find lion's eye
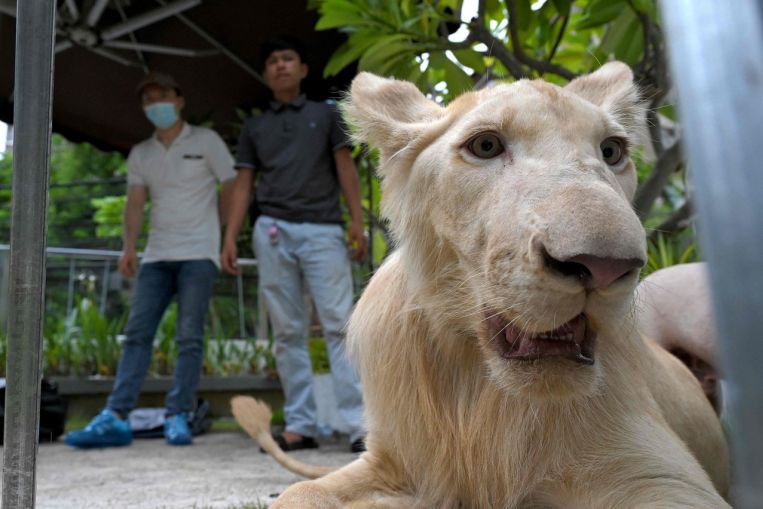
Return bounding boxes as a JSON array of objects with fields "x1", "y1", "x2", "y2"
[
  {"x1": 467, "y1": 133, "x2": 504, "y2": 159},
  {"x1": 600, "y1": 137, "x2": 626, "y2": 166}
]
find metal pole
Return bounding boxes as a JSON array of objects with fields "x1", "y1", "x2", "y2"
[
  {"x1": 257, "y1": 284, "x2": 268, "y2": 340},
  {"x1": 66, "y1": 257, "x2": 76, "y2": 316},
  {"x1": 659, "y1": 1, "x2": 763, "y2": 505},
  {"x1": 236, "y1": 272, "x2": 246, "y2": 338},
  {"x1": 99, "y1": 259, "x2": 110, "y2": 315},
  {"x1": 2, "y1": 1, "x2": 56, "y2": 508}
]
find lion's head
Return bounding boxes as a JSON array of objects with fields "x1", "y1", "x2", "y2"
[{"x1": 347, "y1": 62, "x2": 647, "y2": 399}]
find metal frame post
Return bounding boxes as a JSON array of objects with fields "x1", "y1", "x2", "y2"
[
  {"x1": 236, "y1": 271, "x2": 247, "y2": 338},
  {"x1": 2, "y1": 1, "x2": 56, "y2": 508},
  {"x1": 659, "y1": 1, "x2": 763, "y2": 505}
]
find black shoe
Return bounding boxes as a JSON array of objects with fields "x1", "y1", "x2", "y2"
[
  {"x1": 350, "y1": 437, "x2": 366, "y2": 453},
  {"x1": 260, "y1": 433, "x2": 319, "y2": 453}
]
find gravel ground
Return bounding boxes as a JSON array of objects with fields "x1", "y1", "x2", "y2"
[{"x1": 2, "y1": 431, "x2": 357, "y2": 509}]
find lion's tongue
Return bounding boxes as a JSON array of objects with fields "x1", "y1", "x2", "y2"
[{"x1": 506, "y1": 315, "x2": 588, "y2": 361}]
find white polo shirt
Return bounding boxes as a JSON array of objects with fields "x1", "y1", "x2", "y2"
[{"x1": 126, "y1": 123, "x2": 236, "y2": 267}]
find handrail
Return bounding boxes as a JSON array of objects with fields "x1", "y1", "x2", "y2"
[
  {"x1": 0, "y1": 244, "x2": 265, "y2": 339},
  {"x1": 0, "y1": 243, "x2": 258, "y2": 266}
]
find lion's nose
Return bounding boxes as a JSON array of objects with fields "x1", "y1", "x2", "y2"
[{"x1": 544, "y1": 252, "x2": 645, "y2": 290}]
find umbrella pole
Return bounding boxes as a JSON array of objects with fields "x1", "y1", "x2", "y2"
[
  {"x1": 2, "y1": 1, "x2": 56, "y2": 508},
  {"x1": 660, "y1": 1, "x2": 763, "y2": 504}
]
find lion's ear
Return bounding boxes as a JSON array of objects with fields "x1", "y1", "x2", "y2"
[
  {"x1": 565, "y1": 62, "x2": 643, "y2": 138},
  {"x1": 344, "y1": 72, "x2": 444, "y2": 154}
]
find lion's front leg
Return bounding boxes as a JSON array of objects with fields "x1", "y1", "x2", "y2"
[{"x1": 272, "y1": 455, "x2": 414, "y2": 509}]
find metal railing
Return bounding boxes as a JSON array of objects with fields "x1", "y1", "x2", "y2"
[{"x1": 0, "y1": 244, "x2": 268, "y2": 341}]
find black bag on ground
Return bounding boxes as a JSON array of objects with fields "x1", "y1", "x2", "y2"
[{"x1": 0, "y1": 378, "x2": 69, "y2": 444}]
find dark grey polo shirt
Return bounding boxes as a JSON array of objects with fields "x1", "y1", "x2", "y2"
[{"x1": 235, "y1": 95, "x2": 352, "y2": 224}]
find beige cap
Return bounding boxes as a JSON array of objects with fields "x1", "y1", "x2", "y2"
[{"x1": 135, "y1": 71, "x2": 181, "y2": 96}]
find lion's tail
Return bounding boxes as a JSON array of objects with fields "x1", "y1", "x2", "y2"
[{"x1": 230, "y1": 395, "x2": 337, "y2": 479}]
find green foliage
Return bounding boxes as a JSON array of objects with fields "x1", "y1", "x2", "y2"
[
  {"x1": 308, "y1": 337, "x2": 331, "y2": 374},
  {"x1": 315, "y1": 0, "x2": 660, "y2": 100},
  {"x1": 314, "y1": 0, "x2": 700, "y2": 264},
  {"x1": 152, "y1": 303, "x2": 178, "y2": 376},
  {"x1": 349, "y1": 145, "x2": 390, "y2": 270},
  {"x1": 0, "y1": 152, "x2": 12, "y2": 239},
  {"x1": 0, "y1": 296, "x2": 280, "y2": 379},
  {"x1": 91, "y1": 195, "x2": 127, "y2": 238},
  {"x1": 314, "y1": 0, "x2": 475, "y2": 99},
  {"x1": 41, "y1": 297, "x2": 125, "y2": 377},
  {"x1": 0, "y1": 134, "x2": 129, "y2": 248},
  {"x1": 643, "y1": 233, "x2": 699, "y2": 278},
  {"x1": 270, "y1": 405, "x2": 286, "y2": 426}
]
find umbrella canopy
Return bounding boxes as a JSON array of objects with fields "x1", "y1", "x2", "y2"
[{"x1": 0, "y1": 0, "x2": 354, "y2": 153}]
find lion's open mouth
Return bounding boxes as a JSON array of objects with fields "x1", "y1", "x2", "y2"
[{"x1": 485, "y1": 313, "x2": 596, "y2": 365}]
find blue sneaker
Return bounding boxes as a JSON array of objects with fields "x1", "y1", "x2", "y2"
[
  {"x1": 65, "y1": 409, "x2": 132, "y2": 449},
  {"x1": 164, "y1": 413, "x2": 192, "y2": 446}
]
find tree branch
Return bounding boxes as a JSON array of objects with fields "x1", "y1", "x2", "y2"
[
  {"x1": 468, "y1": 0, "x2": 526, "y2": 79},
  {"x1": 648, "y1": 200, "x2": 693, "y2": 241},
  {"x1": 505, "y1": 0, "x2": 577, "y2": 80},
  {"x1": 646, "y1": 107, "x2": 664, "y2": 157},
  {"x1": 633, "y1": 140, "x2": 684, "y2": 220},
  {"x1": 547, "y1": 15, "x2": 569, "y2": 64}
]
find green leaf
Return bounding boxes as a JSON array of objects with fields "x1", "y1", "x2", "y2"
[
  {"x1": 553, "y1": 46, "x2": 591, "y2": 72},
  {"x1": 600, "y1": 10, "x2": 643, "y2": 65},
  {"x1": 551, "y1": 0, "x2": 572, "y2": 15},
  {"x1": 630, "y1": 0, "x2": 652, "y2": 13},
  {"x1": 599, "y1": 9, "x2": 633, "y2": 53},
  {"x1": 384, "y1": 0, "x2": 403, "y2": 27},
  {"x1": 315, "y1": 3, "x2": 367, "y2": 31},
  {"x1": 615, "y1": 19, "x2": 643, "y2": 65},
  {"x1": 430, "y1": 52, "x2": 474, "y2": 97},
  {"x1": 376, "y1": 52, "x2": 417, "y2": 77},
  {"x1": 358, "y1": 35, "x2": 416, "y2": 74},
  {"x1": 452, "y1": 48, "x2": 486, "y2": 72},
  {"x1": 406, "y1": 61, "x2": 424, "y2": 84},
  {"x1": 575, "y1": 0, "x2": 626, "y2": 30},
  {"x1": 323, "y1": 32, "x2": 380, "y2": 77},
  {"x1": 485, "y1": 0, "x2": 504, "y2": 19},
  {"x1": 514, "y1": 0, "x2": 533, "y2": 32},
  {"x1": 657, "y1": 104, "x2": 676, "y2": 121}
]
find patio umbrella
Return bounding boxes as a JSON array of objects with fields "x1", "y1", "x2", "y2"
[{"x1": 0, "y1": 0, "x2": 354, "y2": 153}]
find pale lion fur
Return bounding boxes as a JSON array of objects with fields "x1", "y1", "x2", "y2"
[{"x1": 263, "y1": 62, "x2": 730, "y2": 508}]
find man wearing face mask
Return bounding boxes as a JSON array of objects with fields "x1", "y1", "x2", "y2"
[{"x1": 65, "y1": 72, "x2": 237, "y2": 448}]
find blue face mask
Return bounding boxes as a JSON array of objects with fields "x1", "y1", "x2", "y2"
[{"x1": 143, "y1": 102, "x2": 178, "y2": 130}]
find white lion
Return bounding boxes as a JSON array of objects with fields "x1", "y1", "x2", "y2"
[{"x1": 236, "y1": 62, "x2": 730, "y2": 508}]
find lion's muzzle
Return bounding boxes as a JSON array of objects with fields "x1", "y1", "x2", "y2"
[{"x1": 533, "y1": 183, "x2": 647, "y2": 292}]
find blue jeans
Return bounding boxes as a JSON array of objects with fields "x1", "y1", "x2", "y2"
[
  {"x1": 107, "y1": 259, "x2": 218, "y2": 416},
  {"x1": 254, "y1": 216, "x2": 365, "y2": 442}
]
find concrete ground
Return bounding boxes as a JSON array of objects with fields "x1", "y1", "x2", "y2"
[{"x1": 2, "y1": 431, "x2": 357, "y2": 509}]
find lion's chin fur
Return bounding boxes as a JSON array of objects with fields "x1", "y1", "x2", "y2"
[{"x1": 485, "y1": 356, "x2": 602, "y2": 400}]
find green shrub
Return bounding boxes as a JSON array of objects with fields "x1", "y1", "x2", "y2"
[{"x1": 643, "y1": 233, "x2": 699, "y2": 278}]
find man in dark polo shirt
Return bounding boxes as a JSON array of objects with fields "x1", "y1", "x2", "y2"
[{"x1": 222, "y1": 35, "x2": 367, "y2": 453}]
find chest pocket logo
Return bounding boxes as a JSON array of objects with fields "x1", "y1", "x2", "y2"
[{"x1": 183, "y1": 154, "x2": 204, "y2": 159}]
